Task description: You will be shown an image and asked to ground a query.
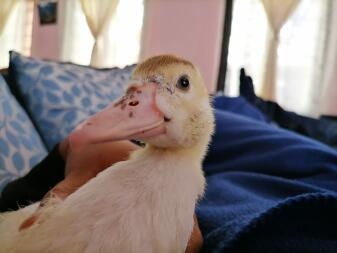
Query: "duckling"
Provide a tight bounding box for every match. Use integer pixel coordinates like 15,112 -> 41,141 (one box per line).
0,55 -> 214,253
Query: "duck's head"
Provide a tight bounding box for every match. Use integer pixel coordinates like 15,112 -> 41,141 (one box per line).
70,55 -> 214,154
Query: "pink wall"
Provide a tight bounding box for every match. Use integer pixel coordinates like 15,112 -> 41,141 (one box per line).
30,3 -> 61,60
29,0 -> 337,114
30,0 -> 225,92
141,0 -> 225,92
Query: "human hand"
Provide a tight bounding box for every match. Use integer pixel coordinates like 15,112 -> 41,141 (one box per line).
185,214 -> 203,253
19,138 -> 204,252
19,138 -> 138,230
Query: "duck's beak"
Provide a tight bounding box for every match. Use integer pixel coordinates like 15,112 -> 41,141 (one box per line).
69,83 -> 165,148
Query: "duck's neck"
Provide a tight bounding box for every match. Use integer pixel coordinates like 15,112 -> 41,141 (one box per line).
130,141 -> 209,166
128,143 -> 207,199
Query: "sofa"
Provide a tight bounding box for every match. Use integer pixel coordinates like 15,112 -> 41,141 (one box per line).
0,51 -> 136,191
3,52 -> 337,252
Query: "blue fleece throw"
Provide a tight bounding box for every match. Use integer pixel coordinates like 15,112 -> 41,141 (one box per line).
198,96 -> 337,253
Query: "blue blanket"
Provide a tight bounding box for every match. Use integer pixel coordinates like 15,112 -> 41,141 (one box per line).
198,96 -> 337,253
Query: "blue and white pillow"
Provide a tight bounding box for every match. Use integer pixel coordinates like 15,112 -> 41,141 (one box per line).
9,51 -> 136,150
0,75 -> 47,191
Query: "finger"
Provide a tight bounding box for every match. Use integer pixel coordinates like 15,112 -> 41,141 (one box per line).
185,214 -> 203,253
18,186 -> 67,231
19,214 -> 38,231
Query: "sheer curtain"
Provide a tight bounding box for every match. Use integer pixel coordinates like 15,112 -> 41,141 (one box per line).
60,0 -> 144,68
227,0 -> 329,116
80,0 -> 119,67
0,0 -> 18,36
226,0 -> 269,97
277,1 -> 328,115
260,0 -> 300,100
0,0 -> 34,68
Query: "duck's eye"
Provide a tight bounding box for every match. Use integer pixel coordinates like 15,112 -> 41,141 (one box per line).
176,76 -> 190,91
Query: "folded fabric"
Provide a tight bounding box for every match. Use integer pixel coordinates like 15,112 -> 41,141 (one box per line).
199,96 -> 337,252
0,76 -> 47,191
212,95 -> 271,123
8,51 -> 136,150
239,68 -> 337,150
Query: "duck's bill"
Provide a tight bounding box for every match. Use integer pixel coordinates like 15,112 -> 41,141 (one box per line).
69,83 -> 165,149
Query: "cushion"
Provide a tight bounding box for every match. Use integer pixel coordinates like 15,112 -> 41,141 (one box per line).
0,75 -> 47,191
9,51 -> 136,150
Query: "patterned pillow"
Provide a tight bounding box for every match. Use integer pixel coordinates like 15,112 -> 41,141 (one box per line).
9,51 -> 136,150
0,75 -> 47,191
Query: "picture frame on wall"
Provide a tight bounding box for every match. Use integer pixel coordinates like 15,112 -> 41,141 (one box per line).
37,0 -> 58,25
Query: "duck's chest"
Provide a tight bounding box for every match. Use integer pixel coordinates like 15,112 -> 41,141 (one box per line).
62,157 -> 204,252
76,157 -> 204,217
84,154 -> 204,203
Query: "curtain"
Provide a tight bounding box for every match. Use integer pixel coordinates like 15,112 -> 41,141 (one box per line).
60,0 -> 144,68
226,0 -> 269,97
276,0 -> 328,116
227,0 -> 328,116
321,0 -> 337,116
0,0 -> 19,37
80,0 -> 120,67
260,0 -> 300,100
0,0 -> 33,68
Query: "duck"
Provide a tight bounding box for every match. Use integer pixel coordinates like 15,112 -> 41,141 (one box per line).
0,55 -> 214,253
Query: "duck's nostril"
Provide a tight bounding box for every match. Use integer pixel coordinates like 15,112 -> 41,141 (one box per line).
129,101 -> 139,106
126,86 -> 137,94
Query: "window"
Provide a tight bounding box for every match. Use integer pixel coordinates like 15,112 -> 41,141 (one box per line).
226,0 -> 328,115
60,0 -> 144,68
0,0 -> 34,68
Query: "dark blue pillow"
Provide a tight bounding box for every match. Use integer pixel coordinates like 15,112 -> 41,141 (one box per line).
0,75 -> 47,191
9,51 -> 136,150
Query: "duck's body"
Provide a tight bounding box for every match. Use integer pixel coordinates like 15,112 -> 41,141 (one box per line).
0,55 -> 214,253
1,147 -> 205,253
